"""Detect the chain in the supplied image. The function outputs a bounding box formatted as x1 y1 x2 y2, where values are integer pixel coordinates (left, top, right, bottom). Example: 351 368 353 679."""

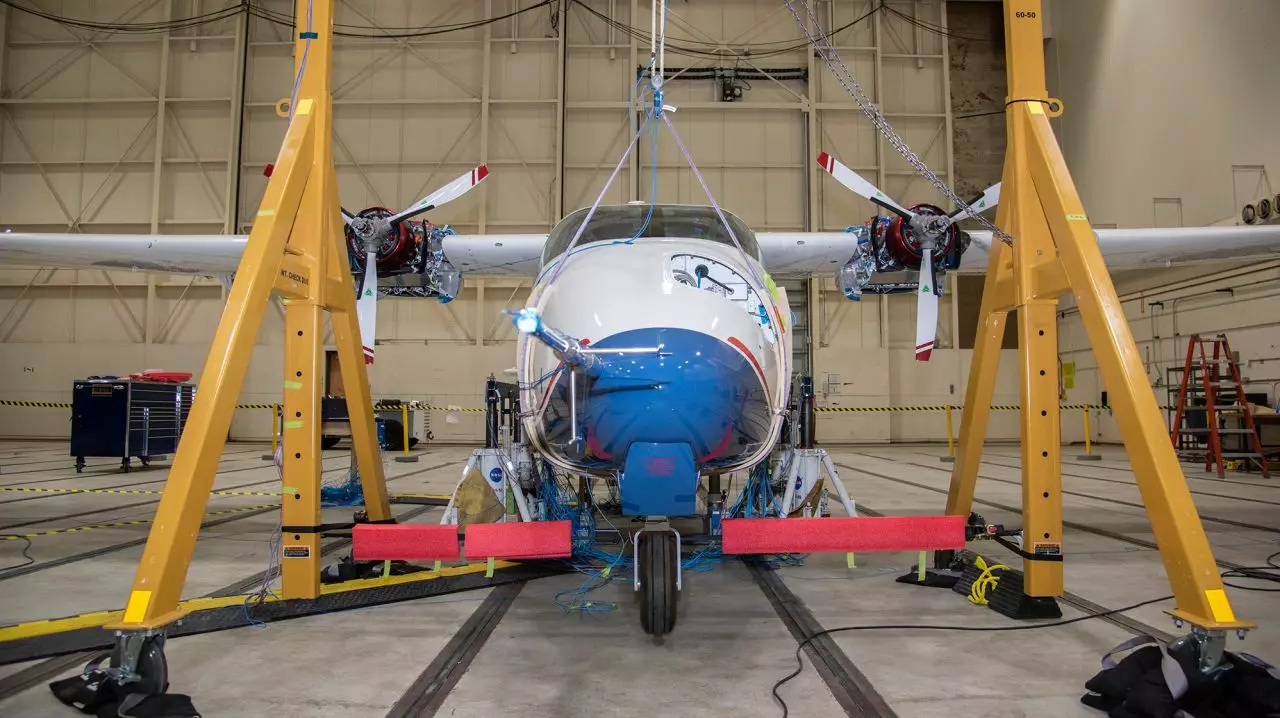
785 0 1014 245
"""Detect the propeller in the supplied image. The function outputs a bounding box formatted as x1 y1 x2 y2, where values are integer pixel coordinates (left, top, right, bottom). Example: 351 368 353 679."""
342 164 489 364
816 152 998 361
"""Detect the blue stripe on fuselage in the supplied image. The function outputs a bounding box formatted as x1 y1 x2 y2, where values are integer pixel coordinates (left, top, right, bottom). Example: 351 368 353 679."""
539 327 770 472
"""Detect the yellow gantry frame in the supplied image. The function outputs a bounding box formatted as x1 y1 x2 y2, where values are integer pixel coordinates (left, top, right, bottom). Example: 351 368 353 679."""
108 0 391 631
944 0 1250 632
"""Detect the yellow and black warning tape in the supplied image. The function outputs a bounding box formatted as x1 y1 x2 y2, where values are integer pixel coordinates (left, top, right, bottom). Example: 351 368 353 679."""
1 503 278 541
0 486 280 498
1 398 486 412
816 403 1113 413
0 400 72 408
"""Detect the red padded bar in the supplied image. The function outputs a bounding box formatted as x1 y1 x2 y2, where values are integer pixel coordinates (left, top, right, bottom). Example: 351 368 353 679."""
463 520 573 561
352 524 459 561
721 515 965 555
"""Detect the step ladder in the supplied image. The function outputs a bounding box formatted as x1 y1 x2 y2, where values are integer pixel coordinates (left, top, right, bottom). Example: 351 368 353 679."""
1169 334 1270 478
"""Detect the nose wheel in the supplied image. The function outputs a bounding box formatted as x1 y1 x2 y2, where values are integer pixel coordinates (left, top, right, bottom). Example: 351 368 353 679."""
636 527 680 637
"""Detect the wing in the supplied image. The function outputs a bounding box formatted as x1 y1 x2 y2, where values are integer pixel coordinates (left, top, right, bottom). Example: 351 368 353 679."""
0 232 548 277
0 233 247 275
758 225 1280 276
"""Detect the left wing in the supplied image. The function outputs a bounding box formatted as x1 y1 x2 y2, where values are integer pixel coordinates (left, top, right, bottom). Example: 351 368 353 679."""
0 232 547 277
757 225 1280 276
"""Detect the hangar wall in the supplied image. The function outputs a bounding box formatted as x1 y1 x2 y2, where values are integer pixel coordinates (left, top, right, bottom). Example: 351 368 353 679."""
0 0 983 442
1047 0 1280 445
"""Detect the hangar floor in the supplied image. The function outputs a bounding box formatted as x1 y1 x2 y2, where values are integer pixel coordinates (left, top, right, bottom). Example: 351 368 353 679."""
0 440 1276 717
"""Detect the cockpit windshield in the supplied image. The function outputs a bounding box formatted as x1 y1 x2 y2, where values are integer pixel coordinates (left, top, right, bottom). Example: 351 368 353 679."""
542 204 759 266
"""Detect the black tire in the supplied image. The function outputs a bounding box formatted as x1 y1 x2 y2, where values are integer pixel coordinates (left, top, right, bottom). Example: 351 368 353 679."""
639 531 679 636
321 436 342 450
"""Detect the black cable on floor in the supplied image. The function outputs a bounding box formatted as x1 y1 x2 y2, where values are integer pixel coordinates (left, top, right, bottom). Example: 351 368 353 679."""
771 595 1175 718
1220 550 1280 592
0 536 35 572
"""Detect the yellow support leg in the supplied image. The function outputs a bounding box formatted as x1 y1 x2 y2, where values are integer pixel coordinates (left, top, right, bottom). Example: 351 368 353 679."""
108 0 394 633
944 0 1250 637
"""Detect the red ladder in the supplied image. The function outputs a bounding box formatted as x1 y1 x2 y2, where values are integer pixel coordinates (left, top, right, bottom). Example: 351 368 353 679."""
1169 334 1270 478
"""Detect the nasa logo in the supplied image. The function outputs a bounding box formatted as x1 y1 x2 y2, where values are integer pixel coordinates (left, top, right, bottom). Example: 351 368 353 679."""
489 467 504 483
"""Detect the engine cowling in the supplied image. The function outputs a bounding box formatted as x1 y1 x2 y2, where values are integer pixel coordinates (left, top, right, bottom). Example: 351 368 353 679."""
874 203 959 271
343 207 418 275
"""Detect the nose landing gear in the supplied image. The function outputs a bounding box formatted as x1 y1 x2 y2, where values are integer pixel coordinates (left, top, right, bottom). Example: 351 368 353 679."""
635 524 681 637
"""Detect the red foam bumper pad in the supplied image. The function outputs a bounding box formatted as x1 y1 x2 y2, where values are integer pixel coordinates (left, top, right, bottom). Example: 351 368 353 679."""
721 515 965 555
463 520 573 561
352 523 459 561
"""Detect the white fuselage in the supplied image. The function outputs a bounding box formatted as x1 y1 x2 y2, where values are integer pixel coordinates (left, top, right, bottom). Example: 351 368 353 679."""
517 237 791 479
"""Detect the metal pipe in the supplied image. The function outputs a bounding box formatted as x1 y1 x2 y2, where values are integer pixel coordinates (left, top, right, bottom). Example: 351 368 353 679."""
568 369 579 450
485 377 500 449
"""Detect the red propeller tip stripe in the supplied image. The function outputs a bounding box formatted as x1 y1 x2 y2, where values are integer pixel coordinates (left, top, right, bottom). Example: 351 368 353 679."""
816 152 832 172
475 165 489 183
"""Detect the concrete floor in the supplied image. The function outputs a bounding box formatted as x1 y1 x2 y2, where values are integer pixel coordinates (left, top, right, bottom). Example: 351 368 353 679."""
0 439 1277 717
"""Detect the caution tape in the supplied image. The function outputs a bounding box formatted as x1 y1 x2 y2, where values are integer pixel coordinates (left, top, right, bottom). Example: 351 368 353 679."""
816 403 1114 413
0 486 450 502
0 486 280 498
0 399 485 412
0 400 72 408
1 503 279 541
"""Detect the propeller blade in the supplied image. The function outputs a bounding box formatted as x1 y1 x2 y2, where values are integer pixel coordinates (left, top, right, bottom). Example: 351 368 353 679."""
948 182 1002 219
915 250 938 362
387 164 489 225
358 250 377 365
816 152 913 220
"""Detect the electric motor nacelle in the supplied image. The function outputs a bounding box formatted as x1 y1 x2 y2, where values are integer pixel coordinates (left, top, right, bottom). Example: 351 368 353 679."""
836 203 970 301
344 207 463 303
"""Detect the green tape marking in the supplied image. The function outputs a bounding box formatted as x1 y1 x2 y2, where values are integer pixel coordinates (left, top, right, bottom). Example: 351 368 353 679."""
283 420 303 429
485 556 495 578
846 552 855 569
917 551 927 582
283 381 303 390
281 486 298 495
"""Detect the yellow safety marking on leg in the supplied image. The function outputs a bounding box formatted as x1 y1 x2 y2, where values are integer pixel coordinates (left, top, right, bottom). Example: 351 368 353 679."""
1205 589 1236 623
917 551 927 582
1067 213 1089 222
296 98 314 115
257 209 276 217
846 552 855 569
122 591 151 624
281 486 298 494
485 556 495 578
283 420 303 429
283 381 303 390
1028 101 1045 115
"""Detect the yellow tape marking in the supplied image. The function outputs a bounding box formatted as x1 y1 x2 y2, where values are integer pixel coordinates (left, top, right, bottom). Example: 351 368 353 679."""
257 209 275 217
123 591 151 624
1028 102 1045 115
1067 213 1088 222
1205 589 1236 623
296 98 314 115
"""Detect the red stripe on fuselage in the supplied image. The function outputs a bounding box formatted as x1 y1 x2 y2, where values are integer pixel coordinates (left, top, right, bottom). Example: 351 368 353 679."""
727 336 768 392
